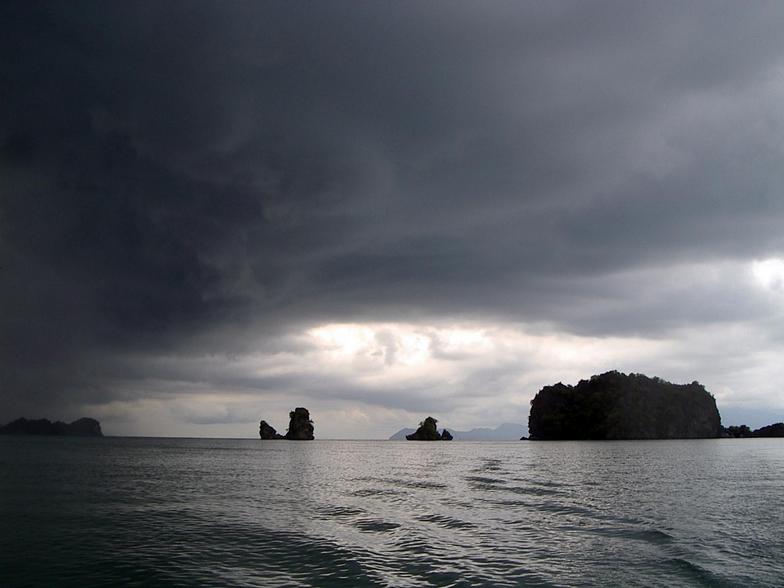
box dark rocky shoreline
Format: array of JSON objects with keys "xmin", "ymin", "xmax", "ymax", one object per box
[
  {"xmin": 723, "ymin": 422, "xmax": 784, "ymax": 438},
  {"xmin": 0, "ymin": 417, "xmax": 103, "ymax": 437}
]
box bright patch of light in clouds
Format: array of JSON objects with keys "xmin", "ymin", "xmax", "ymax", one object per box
[
  {"xmin": 752, "ymin": 259, "xmax": 784, "ymax": 292},
  {"xmin": 308, "ymin": 323, "xmax": 431, "ymax": 366},
  {"xmin": 305, "ymin": 321, "xmax": 668, "ymax": 396}
]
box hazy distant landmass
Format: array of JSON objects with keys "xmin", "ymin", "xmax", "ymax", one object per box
[
  {"xmin": 0, "ymin": 417, "xmax": 103, "ymax": 437},
  {"xmin": 390, "ymin": 422, "xmax": 526, "ymax": 441},
  {"xmin": 528, "ymin": 371, "xmax": 722, "ymax": 440}
]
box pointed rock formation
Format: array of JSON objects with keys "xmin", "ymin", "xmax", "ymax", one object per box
[
  {"xmin": 440, "ymin": 429, "xmax": 453, "ymax": 441},
  {"xmin": 258, "ymin": 408, "xmax": 314, "ymax": 440},
  {"xmin": 259, "ymin": 420, "xmax": 283, "ymax": 439}
]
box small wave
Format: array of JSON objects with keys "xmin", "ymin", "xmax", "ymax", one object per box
[
  {"xmin": 352, "ymin": 518, "xmax": 400, "ymax": 533},
  {"xmin": 465, "ymin": 475, "xmax": 506, "ymax": 487},
  {"xmin": 416, "ymin": 513, "xmax": 477, "ymax": 530},
  {"xmin": 535, "ymin": 502, "xmax": 594, "ymax": 516},
  {"xmin": 351, "ymin": 488, "xmax": 405, "ymax": 498},
  {"xmin": 588, "ymin": 526, "xmax": 675, "ymax": 545},
  {"xmin": 405, "ymin": 480, "xmax": 448, "ymax": 490},
  {"xmin": 666, "ymin": 557, "xmax": 734, "ymax": 587},
  {"xmin": 506, "ymin": 485, "xmax": 563, "ymax": 497},
  {"xmin": 316, "ymin": 505, "xmax": 366, "ymax": 518},
  {"xmin": 488, "ymin": 498, "xmax": 535, "ymax": 508},
  {"xmin": 391, "ymin": 535, "xmax": 435, "ymax": 555},
  {"xmin": 625, "ymin": 528, "xmax": 675, "ymax": 544},
  {"xmin": 473, "ymin": 458, "xmax": 504, "ymax": 472}
]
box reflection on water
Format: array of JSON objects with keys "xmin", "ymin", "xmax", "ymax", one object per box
[{"xmin": 1, "ymin": 437, "xmax": 783, "ymax": 587}]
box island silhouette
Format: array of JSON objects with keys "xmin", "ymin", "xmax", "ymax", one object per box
[
  {"xmin": 386, "ymin": 372, "xmax": 784, "ymax": 442},
  {"xmin": 528, "ymin": 371, "xmax": 722, "ymax": 440},
  {"xmin": 0, "ymin": 417, "xmax": 103, "ymax": 436},
  {"xmin": 259, "ymin": 407, "xmax": 314, "ymax": 440},
  {"xmin": 723, "ymin": 422, "xmax": 784, "ymax": 438},
  {"xmin": 405, "ymin": 417, "xmax": 453, "ymax": 441}
]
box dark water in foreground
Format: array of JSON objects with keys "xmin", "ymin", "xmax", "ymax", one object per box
[{"xmin": 1, "ymin": 438, "xmax": 783, "ymax": 587}]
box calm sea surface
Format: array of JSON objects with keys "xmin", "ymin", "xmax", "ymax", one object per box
[{"xmin": 1, "ymin": 437, "xmax": 783, "ymax": 587}]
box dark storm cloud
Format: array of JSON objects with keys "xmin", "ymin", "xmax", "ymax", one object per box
[{"xmin": 3, "ymin": 2, "xmax": 784, "ymax": 420}]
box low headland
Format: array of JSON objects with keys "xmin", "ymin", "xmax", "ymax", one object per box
[{"xmin": 0, "ymin": 417, "xmax": 103, "ymax": 437}]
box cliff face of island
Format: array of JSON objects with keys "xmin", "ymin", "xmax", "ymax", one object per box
[
  {"xmin": 405, "ymin": 416, "xmax": 453, "ymax": 441},
  {"xmin": 0, "ymin": 417, "xmax": 103, "ymax": 437},
  {"xmin": 528, "ymin": 371, "xmax": 722, "ymax": 440},
  {"xmin": 259, "ymin": 407, "xmax": 314, "ymax": 440}
]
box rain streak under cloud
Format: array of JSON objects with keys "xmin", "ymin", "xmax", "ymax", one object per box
[{"xmin": 2, "ymin": 2, "xmax": 784, "ymax": 436}]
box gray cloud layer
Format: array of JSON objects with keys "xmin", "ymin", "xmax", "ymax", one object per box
[{"xmin": 3, "ymin": 2, "xmax": 784, "ymax": 431}]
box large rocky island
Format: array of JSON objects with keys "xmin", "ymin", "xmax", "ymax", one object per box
[
  {"xmin": 0, "ymin": 417, "xmax": 103, "ymax": 437},
  {"xmin": 528, "ymin": 371, "xmax": 722, "ymax": 440},
  {"xmin": 259, "ymin": 407, "xmax": 315, "ymax": 440}
]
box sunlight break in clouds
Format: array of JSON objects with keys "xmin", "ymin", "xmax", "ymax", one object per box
[
  {"xmin": 309, "ymin": 322, "xmax": 663, "ymax": 366},
  {"xmin": 752, "ymin": 259, "xmax": 784, "ymax": 292},
  {"xmin": 308, "ymin": 323, "xmax": 492, "ymax": 367},
  {"xmin": 305, "ymin": 321, "xmax": 668, "ymax": 395}
]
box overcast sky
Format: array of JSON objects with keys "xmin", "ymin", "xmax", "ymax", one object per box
[{"xmin": 3, "ymin": 2, "xmax": 784, "ymax": 437}]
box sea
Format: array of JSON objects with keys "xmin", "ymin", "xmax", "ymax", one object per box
[{"xmin": 1, "ymin": 437, "xmax": 782, "ymax": 587}]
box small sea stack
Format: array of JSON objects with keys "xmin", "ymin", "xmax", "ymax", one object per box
[
  {"xmin": 258, "ymin": 407, "xmax": 314, "ymax": 440},
  {"xmin": 405, "ymin": 416, "xmax": 453, "ymax": 441},
  {"xmin": 285, "ymin": 407, "xmax": 315, "ymax": 440},
  {"xmin": 259, "ymin": 420, "xmax": 283, "ymax": 439}
]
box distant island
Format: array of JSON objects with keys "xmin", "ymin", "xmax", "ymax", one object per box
[
  {"xmin": 404, "ymin": 416, "xmax": 453, "ymax": 441},
  {"xmin": 0, "ymin": 417, "xmax": 103, "ymax": 437},
  {"xmin": 390, "ymin": 422, "xmax": 526, "ymax": 441},
  {"xmin": 259, "ymin": 407, "xmax": 314, "ymax": 440},
  {"xmin": 528, "ymin": 371, "xmax": 722, "ymax": 440}
]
